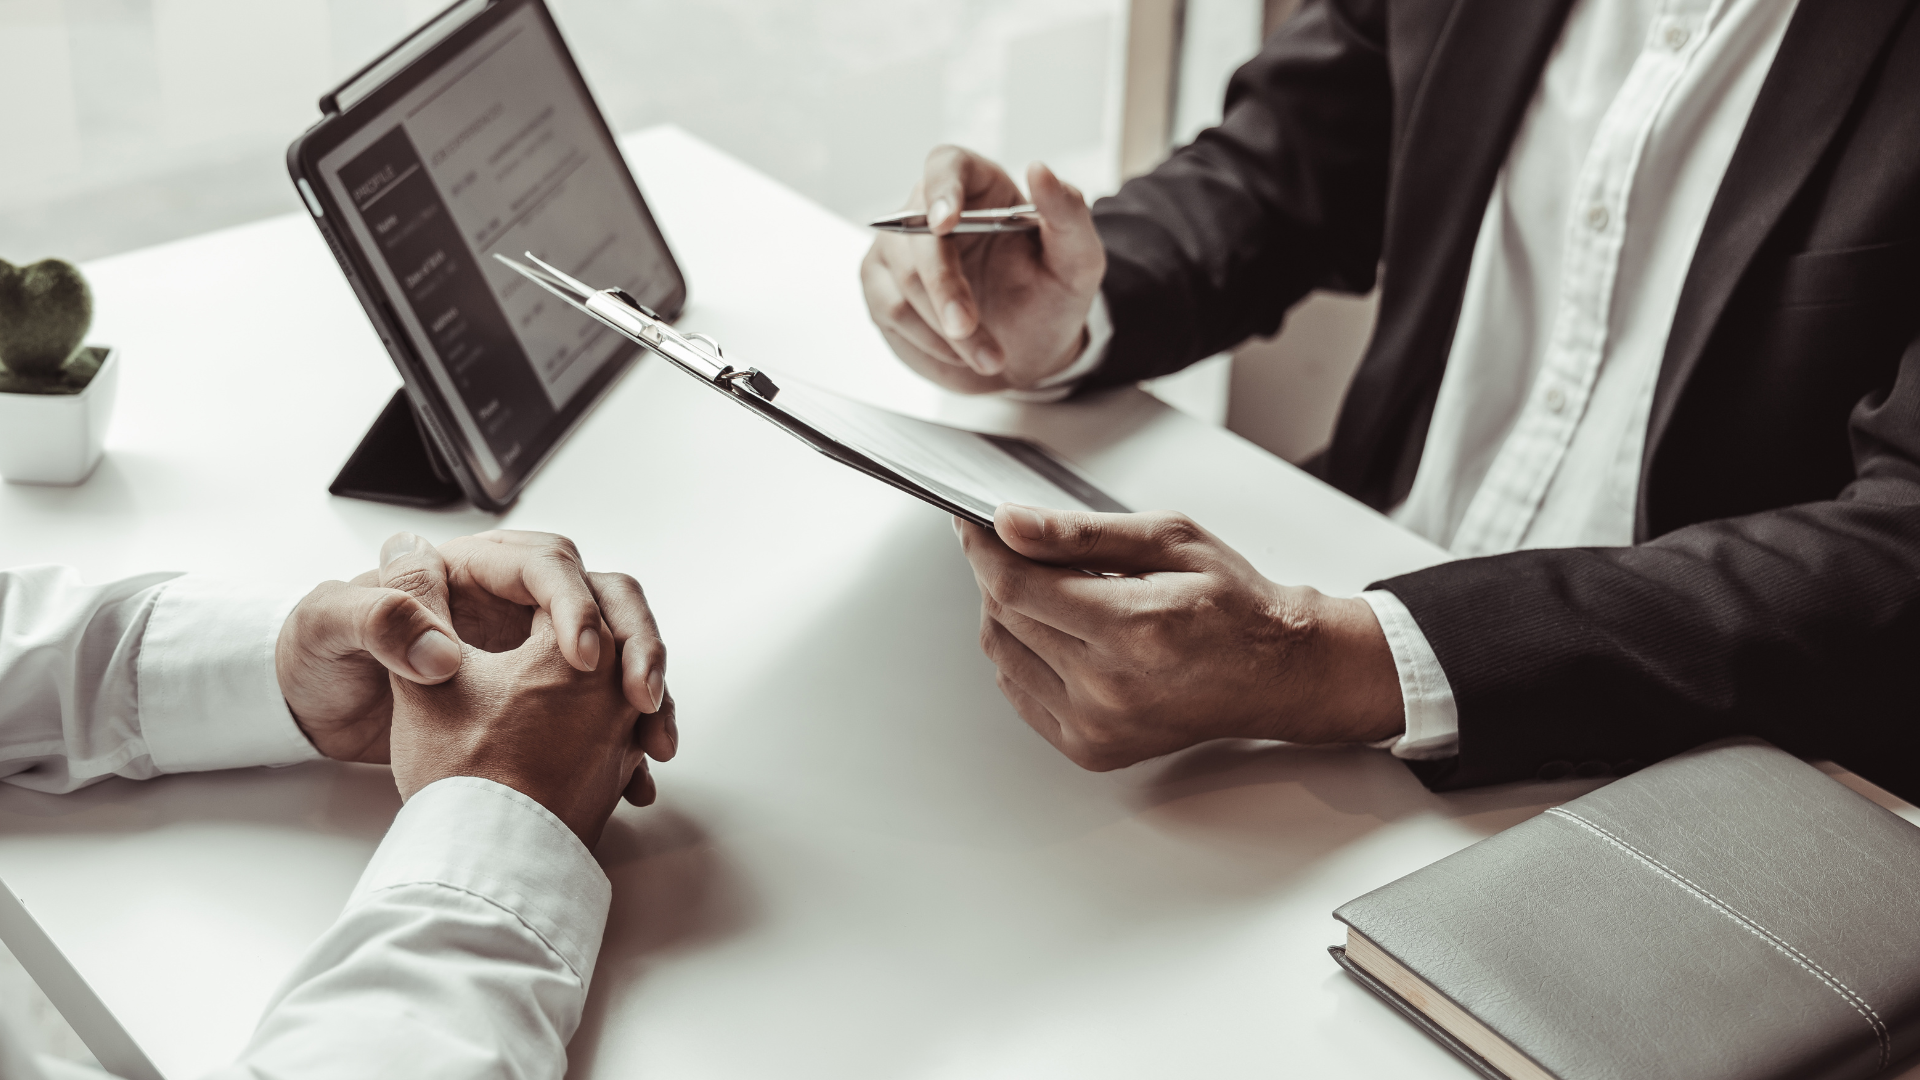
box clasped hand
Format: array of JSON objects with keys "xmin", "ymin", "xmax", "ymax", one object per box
[
  {"xmin": 958, "ymin": 505, "xmax": 1405, "ymax": 770},
  {"xmin": 274, "ymin": 529, "xmax": 673, "ymax": 845}
]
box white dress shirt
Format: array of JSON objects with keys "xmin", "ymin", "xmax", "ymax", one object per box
[
  {"xmin": 0, "ymin": 566, "xmax": 605, "ymax": 1079},
  {"xmin": 1061, "ymin": 0, "xmax": 1798, "ymax": 760}
]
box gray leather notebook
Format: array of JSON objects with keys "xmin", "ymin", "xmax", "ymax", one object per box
[{"xmin": 1332, "ymin": 740, "xmax": 1920, "ymax": 1080}]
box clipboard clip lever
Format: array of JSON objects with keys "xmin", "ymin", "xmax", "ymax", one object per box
[
  {"xmin": 498, "ymin": 253, "xmax": 779, "ymax": 401},
  {"xmin": 680, "ymin": 331, "xmax": 780, "ymax": 400},
  {"xmin": 717, "ymin": 365, "xmax": 780, "ymax": 400},
  {"xmin": 680, "ymin": 330, "xmax": 780, "ymax": 400}
]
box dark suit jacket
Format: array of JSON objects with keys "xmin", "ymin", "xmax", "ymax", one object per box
[{"xmin": 1081, "ymin": 0, "xmax": 1920, "ymax": 798}]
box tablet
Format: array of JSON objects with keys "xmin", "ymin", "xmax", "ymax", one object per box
[{"xmin": 287, "ymin": 0, "xmax": 684, "ymax": 511}]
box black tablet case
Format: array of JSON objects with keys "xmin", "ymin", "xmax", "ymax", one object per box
[{"xmin": 286, "ymin": 0, "xmax": 684, "ymax": 511}]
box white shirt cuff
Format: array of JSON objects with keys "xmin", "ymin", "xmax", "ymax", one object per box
[
  {"xmin": 136, "ymin": 576, "xmax": 322, "ymax": 773},
  {"xmin": 1357, "ymin": 589, "xmax": 1460, "ymax": 761},
  {"xmin": 1003, "ymin": 292, "xmax": 1114, "ymax": 403},
  {"xmin": 351, "ymin": 776, "xmax": 612, "ymax": 984}
]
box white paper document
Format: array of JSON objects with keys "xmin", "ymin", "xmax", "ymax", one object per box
[{"xmin": 765, "ymin": 376, "xmax": 1125, "ymax": 520}]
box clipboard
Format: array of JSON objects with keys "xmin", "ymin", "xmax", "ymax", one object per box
[
  {"xmin": 0, "ymin": 873, "xmax": 166, "ymax": 1079},
  {"xmin": 492, "ymin": 253, "xmax": 1129, "ymax": 527}
]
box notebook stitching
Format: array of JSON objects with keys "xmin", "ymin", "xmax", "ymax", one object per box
[
  {"xmin": 1545, "ymin": 807, "xmax": 1890, "ymax": 1068},
  {"xmin": 1547, "ymin": 807, "xmax": 1882, "ymax": 1026}
]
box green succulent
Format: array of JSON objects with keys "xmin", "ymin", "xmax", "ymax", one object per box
[{"xmin": 0, "ymin": 258, "xmax": 100, "ymax": 395}]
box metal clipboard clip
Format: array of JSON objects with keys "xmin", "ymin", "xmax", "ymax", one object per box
[{"xmin": 492, "ymin": 252, "xmax": 779, "ymax": 401}]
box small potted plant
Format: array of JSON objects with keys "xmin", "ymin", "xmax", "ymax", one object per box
[{"xmin": 0, "ymin": 258, "xmax": 119, "ymax": 485}]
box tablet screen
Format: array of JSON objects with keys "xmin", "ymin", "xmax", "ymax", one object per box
[{"xmin": 311, "ymin": 1, "xmax": 676, "ymax": 484}]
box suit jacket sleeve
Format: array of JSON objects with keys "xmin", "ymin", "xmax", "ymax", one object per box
[
  {"xmin": 1378, "ymin": 333, "xmax": 1920, "ymax": 798},
  {"xmin": 1077, "ymin": 0, "xmax": 1394, "ymax": 393}
]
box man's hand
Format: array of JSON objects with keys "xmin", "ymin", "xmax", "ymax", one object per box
[
  {"xmin": 861, "ymin": 146, "xmax": 1105, "ymax": 393},
  {"xmin": 274, "ymin": 530, "xmax": 674, "ymax": 767},
  {"xmin": 385, "ymin": 606, "xmax": 655, "ymax": 846},
  {"xmin": 379, "ymin": 535, "xmax": 660, "ymax": 845},
  {"xmin": 957, "ymin": 505, "xmax": 1405, "ymax": 770}
]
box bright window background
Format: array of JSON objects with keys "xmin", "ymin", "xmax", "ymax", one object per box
[{"xmin": 0, "ymin": 0, "xmax": 1139, "ymax": 262}]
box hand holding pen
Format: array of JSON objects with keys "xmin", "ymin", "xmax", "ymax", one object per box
[{"xmin": 859, "ymin": 147, "xmax": 1105, "ymax": 395}]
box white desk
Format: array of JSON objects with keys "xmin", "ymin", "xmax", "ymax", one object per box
[{"xmin": 2, "ymin": 126, "xmax": 1912, "ymax": 1080}]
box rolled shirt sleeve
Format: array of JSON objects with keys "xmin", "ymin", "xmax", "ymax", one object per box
[
  {"xmin": 1357, "ymin": 589, "xmax": 1460, "ymax": 761},
  {"xmin": 0, "ymin": 567, "xmax": 318, "ymax": 794},
  {"xmin": 137, "ymin": 575, "xmax": 320, "ymax": 774},
  {"xmin": 214, "ymin": 777, "xmax": 612, "ymax": 1080}
]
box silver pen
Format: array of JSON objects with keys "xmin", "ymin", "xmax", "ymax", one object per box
[{"xmin": 869, "ymin": 204, "xmax": 1039, "ymax": 233}]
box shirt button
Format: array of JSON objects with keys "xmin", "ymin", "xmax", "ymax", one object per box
[
  {"xmin": 1585, "ymin": 204, "xmax": 1610, "ymax": 231},
  {"xmin": 1664, "ymin": 25, "xmax": 1690, "ymax": 50},
  {"xmin": 1544, "ymin": 386, "xmax": 1567, "ymax": 413}
]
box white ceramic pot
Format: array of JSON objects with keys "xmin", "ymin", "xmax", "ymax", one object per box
[{"xmin": 0, "ymin": 346, "xmax": 120, "ymax": 485}]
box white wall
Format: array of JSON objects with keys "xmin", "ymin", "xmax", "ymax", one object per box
[
  {"xmin": 1170, "ymin": 0, "xmax": 1262, "ymax": 145},
  {"xmin": 0, "ymin": 0, "xmax": 84, "ymax": 205},
  {"xmin": 560, "ymin": 0, "xmax": 1129, "ymax": 227},
  {"xmin": 0, "ymin": 0, "xmax": 1131, "ymax": 261}
]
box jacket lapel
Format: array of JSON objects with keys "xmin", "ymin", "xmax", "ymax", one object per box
[
  {"xmin": 1328, "ymin": 0, "xmax": 1576, "ymax": 510},
  {"xmin": 1642, "ymin": 0, "xmax": 1918, "ymax": 521}
]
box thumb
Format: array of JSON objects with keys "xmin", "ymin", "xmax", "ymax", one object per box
[
  {"xmin": 341, "ymin": 584, "xmax": 464, "ymax": 685},
  {"xmin": 1026, "ymin": 162, "xmax": 1102, "ymax": 288},
  {"xmin": 993, "ymin": 505, "xmax": 1215, "ymax": 573},
  {"xmin": 375, "ymin": 532, "xmax": 463, "ymax": 683}
]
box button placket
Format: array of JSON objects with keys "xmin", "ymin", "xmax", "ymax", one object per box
[{"xmin": 1449, "ymin": 4, "xmax": 1714, "ymax": 559}]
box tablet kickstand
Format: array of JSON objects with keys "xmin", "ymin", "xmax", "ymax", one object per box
[{"xmin": 330, "ymin": 389, "xmax": 467, "ymax": 508}]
